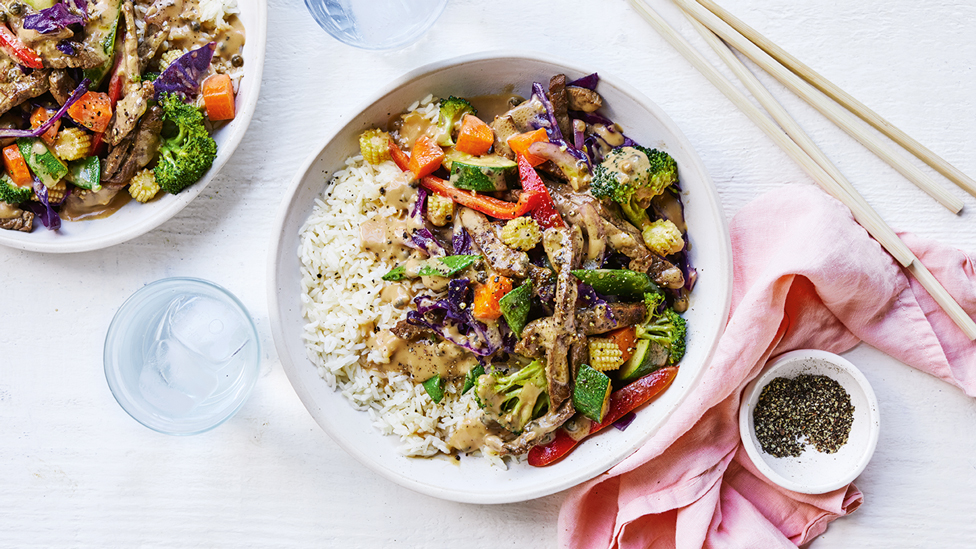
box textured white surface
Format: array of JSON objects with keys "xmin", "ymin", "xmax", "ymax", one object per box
[{"xmin": 1, "ymin": 0, "xmax": 974, "ymax": 546}]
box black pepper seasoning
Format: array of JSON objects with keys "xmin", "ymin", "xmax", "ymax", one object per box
[{"xmin": 753, "ymin": 374, "xmax": 855, "ymax": 458}]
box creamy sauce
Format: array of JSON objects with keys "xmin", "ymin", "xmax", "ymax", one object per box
[
  {"xmin": 468, "ymin": 92, "xmax": 524, "ymax": 121},
  {"xmin": 60, "ymin": 187, "xmax": 131, "ymax": 221},
  {"xmin": 150, "ymin": 0, "xmax": 245, "ymax": 65},
  {"xmin": 379, "ymin": 283, "xmax": 412, "ymax": 308},
  {"xmin": 653, "ymin": 190, "xmax": 687, "ymax": 233},
  {"xmin": 591, "ymin": 123, "xmax": 626, "ymax": 148},
  {"xmin": 380, "ymin": 171, "xmax": 418, "ymax": 210},
  {"xmin": 601, "ymin": 146, "xmax": 648, "ymax": 180},
  {"xmin": 0, "ymin": 202, "xmax": 23, "ymax": 219},
  {"xmin": 389, "ymin": 92, "xmax": 523, "ymax": 149},
  {"xmin": 390, "ymin": 111, "xmax": 437, "ymax": 150},
  {"xmin": 359, "ymin": 217, "xmax": 415, "ymax": 262},
  {"xmin": 447, "ymin": 417, "xmax": 490, "ymax": 453},
  {"xmin": 367, "ymin": 331, "xmax": 478, "ymax": 381}
]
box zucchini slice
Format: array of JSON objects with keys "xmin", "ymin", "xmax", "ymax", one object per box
[
  {"xmin": 450, "ymin": 155, "xmax": 517, "ymax": 192},
  {"xmin": 617, "ymin": 339, "xmax": 669, "ymax": 382},
  {"xmin": 16, "ymin": 137, "xmax": 67, "ymax": 188}
]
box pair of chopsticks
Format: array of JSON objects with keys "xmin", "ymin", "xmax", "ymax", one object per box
[{"xmin": 628, "ymin": 0, "xmax": 976, "ymax": 340}]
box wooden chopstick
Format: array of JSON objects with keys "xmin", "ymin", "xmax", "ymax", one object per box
[
  {"xmin": 668, "ymin": 0, "xmax": 965, "ymax": 213},
  {"xmin": 626, "ymin": 0, "xmax": 976, "ymax": 340},
  {"xmin": 690, "ymin": 0, "xmax": 976, "ymax": 201},
  {"xmin": 679, "ymin": 12, "xmax": 962, "ymax": 225}
]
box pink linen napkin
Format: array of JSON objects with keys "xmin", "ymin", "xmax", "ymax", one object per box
[{"xmin": 558, "ymin": 184, "xmax": 976, "ymax": 548}]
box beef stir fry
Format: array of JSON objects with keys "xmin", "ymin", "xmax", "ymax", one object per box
[
  {"xmin": 359, "ymin": 74, "xmax": 695, "ymax": 465},
  {"xmin": 0, "ymin": 0, "xmax": 244, "ymax": 232}
]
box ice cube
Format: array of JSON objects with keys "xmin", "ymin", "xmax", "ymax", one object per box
[
  {"xmin": 139, "ymin": 338, "xmax": 219, "ymax": 417},
  {"xmin": 167, "ymin": 295, "xmax": 250, "ymax": 364}
]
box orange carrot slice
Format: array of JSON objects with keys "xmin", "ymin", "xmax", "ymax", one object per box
[
  {"xmin": 406, "ymin": 135, "xmax": 445, "ymax": 179},
  {"xmin": 2, "ymin": 145, "xmax": 33, "ymax": 187},
  {"xmin": 68, "ymin": 91, "xmax": 113, "ymax": 133},
  {"xmin": 202, "ymin": 74, "xmax": 236, "ymax": 121},
  {"xmin": 473, "ymin": 274, "xmax": 513, "ymax": 321},
  {"xmin": 454, "ymin": 114, "xmax": 494, "ymax": 156},
  {"xmin": 507, "ymin": 128, "xmax": 549, "ymax": 166}
]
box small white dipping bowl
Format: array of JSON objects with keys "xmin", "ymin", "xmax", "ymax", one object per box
[{"xmin": 739, "ymin": 349, "xmax": 880, "ymax": 494}]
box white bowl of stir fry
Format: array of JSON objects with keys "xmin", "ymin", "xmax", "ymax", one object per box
[
  {"xmin": 0, "ymin": 0, "xmax": 266, "ymax": 252},
  {"xmin": 269, "ymin": 52, "xmax": 732, "ymax": 503}
]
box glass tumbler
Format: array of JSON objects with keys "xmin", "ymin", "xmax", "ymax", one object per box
[
  {"xmin": 104, "ymin": 278, "xmax": 261, "ymax": 435},
  {"xmin": 304, "ymin": 0, "xmax": 448, "ymax": 50}
]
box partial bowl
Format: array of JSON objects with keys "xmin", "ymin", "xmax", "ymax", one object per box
[
  {"xmin": 739, "ymin": 349, "xmax": 881, "ymax": 494},
  {"xmin": 268, "ymin": 51, "xmax": 733, "ymax": 503},
  {"xmin": 0, "ymin": 0, "xmax": 268, "ymax": 254}
]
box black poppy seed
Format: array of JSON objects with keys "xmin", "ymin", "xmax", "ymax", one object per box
[{"xmin": 753, "ymin": 374, "xmax": 854, "ymax": 458}]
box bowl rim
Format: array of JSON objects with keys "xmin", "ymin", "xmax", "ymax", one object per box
[
  {"xmin": 738, "ymin": 349, "xmax": 881, "ymax": 494},
  {"xmin": 267, "ymin": 50, "xmax": 733, "ymax": 502},
  {"xmin": 0, "ymin": 0, "xmax": 268, "ymax": 254}
]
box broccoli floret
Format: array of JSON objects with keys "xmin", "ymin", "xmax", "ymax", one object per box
[
  {"xmin": 590, "ymin": 146, "xmax": 678, "ymax": 245},
  {"xmin": 475, "ymin": 359, "xmax": 549, "ymax": 433},
  {"xmin": 436, "ymin": 96, "xmax": 476, "ymax": 147},
  {"xmin": 153, "ymin": 93, "xmax": 217, "ymax": 195},
  {"xmin": 0, "ymin": 174, "xmax": 32, "ymax": 204},
  {"xmin": 635, "ymin": 292, "xmax": 687, "ymax": 366}
]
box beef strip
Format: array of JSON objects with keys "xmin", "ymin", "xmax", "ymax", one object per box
[
  {"xmin": 548, "ymin": 74, "xmax": 572, "ymax": 140},
  {"xmin": 48, "ymin": 70, "xmax": 77, "ymax": 106},
  {"xmin": 458, "ymin": 207, "xmax": 530, "ymax": 278},
  {"xmin": 549, "ymin": 185, "xmax": 685, "ymax": 288},
  {"xmin": 566, "ymin": 86, "xmax": 603, "ymax": 113},
  {"xmin": 0, "ymin": 56, "xmax": 50, "ymax": 116},
  {"xmin": 538, "ymin": 225, "xmax": 583, "ymax": 406},
  {"xmin": 576, "ymin": 302, "xmax": 647, "ymax": 335},
  {"xmin": 486, "ymin": 399, "xmax": 577, "ymax": 456},
  {"xmin": 390, "ymin": 319, "xmax": 434, "ymax": 341},
  {"xmin": 105, "ymin": 0, "xmax": 151, "ymax": 145},
  {"xmin": 0, "ymin": 210, "xmax": 34, "ymax": 232},
  {"xmin": 103, "ymin": 105, "xmax": 163, "ymax": 187},
  {"xmin": 138, "ymin": 24, "xmax": 169, "ymax": 71}
]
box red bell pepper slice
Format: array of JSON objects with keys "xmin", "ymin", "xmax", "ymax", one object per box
[
  {"xmin": 420, "ymin": 175, "xmax": 544, "ymax": 220},
  {"xmin": 517, "ymin": 154, "xmax": 565, "ymax": 229},
  {"xmin": 89, "ymin": 54, "xmax": 126, "ymax": 156},
  {"xmin": 527, "ymin": 366, "xmax": 679, "ymax": 467},
  {"xmin": 0, "ymin": 24, "xmax": 43, "ymax": 69},
  {"xmin": 389, "ymin": 137, "xmax": 410, "ymax": 171},
  {"xmin": 388, "ymin": 138, "xmax": 545, "ymax": 220}
]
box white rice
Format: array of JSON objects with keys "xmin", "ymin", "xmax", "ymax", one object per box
[{"xmin": 298, "ymin": 104, "xmax": 503, "ymax": 462}]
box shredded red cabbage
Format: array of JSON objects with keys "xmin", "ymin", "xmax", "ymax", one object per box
[
  {"xmin": 532, "ymin": 82, "xmax": 591, "ymax": 169},
  {"xmin": 153, "ymin": 42, "xmax": 216, "ymax": 100},
  {"xmin": 23, "ymin": 3, "xmax": 85, "ymax": 34},
  {"xmin": 56, "ymin": 40, "xmax": 76, "ymax": 55},
  {"xmin": 27, "ymin": 179, "xmax": 62, "ymax": 231},
  {"xmin": 0, "ymin": 78, "xmax": 89, "ymax": 139},
  {"xmin": 613, "ymin": 412, "xmax": 636, "ymax": 431},
  {"xmin": 452, "ymin": 226, "xmax": 472, "ymax": 255},
  {"xmin": 568, "ymin": 73, "xmax": 599, "ymax": 90},
  {"xmin": 408, "ymin": 279, "xmax": 502, "ymax": 356}
]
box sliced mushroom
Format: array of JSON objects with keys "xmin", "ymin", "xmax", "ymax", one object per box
[{"xmin": 567, "ymin": 86, "xmax": 603, "ymax": 113}]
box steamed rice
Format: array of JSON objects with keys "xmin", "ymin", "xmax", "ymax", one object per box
[{"xmin": 298, "ymin": 100, "xmax": 502, "ymax": 461}]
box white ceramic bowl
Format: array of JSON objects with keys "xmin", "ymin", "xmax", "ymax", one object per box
[
  {"xmin": 268, "ymin": 52, "xmax": 732, "ymax": 503},
  {"xmin": 739, "ymin": 349, "xmax": 881, "ymax": 494},
  {"xmin": 0, "ymin": 0, "xmax": 267, "ymax": 254}
]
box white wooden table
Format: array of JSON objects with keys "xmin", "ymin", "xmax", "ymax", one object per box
[{"xmin": 3, "ymin": 0, "xmax": 974, "ymax": 546}]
